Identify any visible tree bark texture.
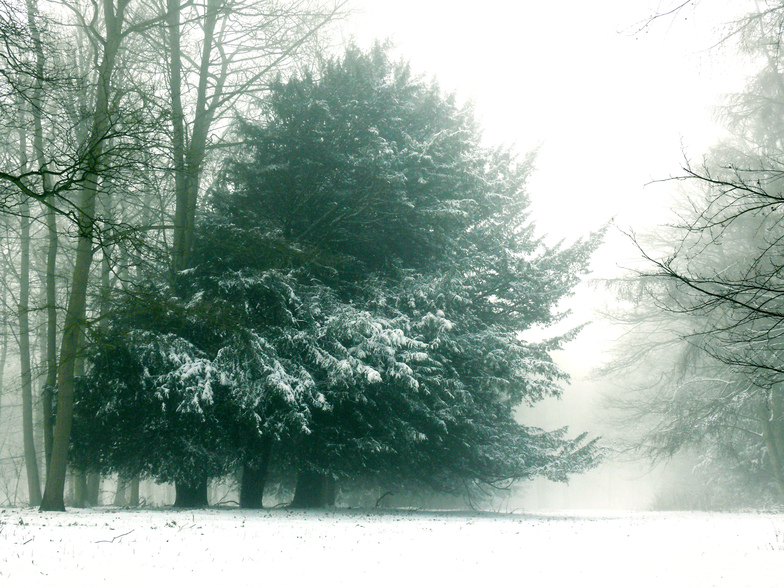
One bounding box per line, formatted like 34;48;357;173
290;470;336;509
239;439;272;509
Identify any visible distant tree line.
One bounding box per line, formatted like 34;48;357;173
606;3;784;509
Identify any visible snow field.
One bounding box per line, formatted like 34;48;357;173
1;508;783;587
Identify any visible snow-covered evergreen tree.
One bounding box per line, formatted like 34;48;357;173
71;43;602;508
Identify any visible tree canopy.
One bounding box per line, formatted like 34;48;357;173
72;43;602;508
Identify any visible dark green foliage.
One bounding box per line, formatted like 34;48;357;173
214;43;481;278
207;42;602;492
71;328;234;487
72;43;602;504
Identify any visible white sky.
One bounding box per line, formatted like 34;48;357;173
343;0;751;245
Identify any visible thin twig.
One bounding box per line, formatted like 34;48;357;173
94;529;133;543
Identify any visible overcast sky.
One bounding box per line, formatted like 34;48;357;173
342;0;751;248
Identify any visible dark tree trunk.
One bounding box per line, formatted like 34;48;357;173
239;466;267;509
174;480;209;508
86;472;101;506
239;439;272;509
290;470;337;508
73;470;88;508
114;476;127;506
129;476;140;507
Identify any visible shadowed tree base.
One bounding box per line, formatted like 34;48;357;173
39;493;65;512
239;438;272;509
174;480;208;508
289;470;336;508
239;464;268;509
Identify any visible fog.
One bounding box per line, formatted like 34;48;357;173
345;0;765;511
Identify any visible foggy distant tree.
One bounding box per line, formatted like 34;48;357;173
26;0;58;471
607;8;784;506
0;266;8;428
17;108;42;506
72;44;603;509
602;272;784;506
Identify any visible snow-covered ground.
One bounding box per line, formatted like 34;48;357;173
1;508;783;587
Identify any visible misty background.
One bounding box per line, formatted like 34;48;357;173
342;1;753;509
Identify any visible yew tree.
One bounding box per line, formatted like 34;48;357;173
212;43;602;504
73;44;602;508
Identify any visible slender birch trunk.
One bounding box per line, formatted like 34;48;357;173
17;109;42;507
170;0;221;276
25;0;57;469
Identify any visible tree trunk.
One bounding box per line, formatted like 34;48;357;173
66;472;74;505
170;0;220;276
129;476;140;507
86;472;101;506
290;470;336;509
17;108;42;507
40;213;94;512
26;0;56;471
19;206;42;507
173;480;209;508
73;470;88;508
167;0;189;275
42;203;57;470
0;281;7;425
114;476;127;506
40;0;128;512
239;439;272;509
